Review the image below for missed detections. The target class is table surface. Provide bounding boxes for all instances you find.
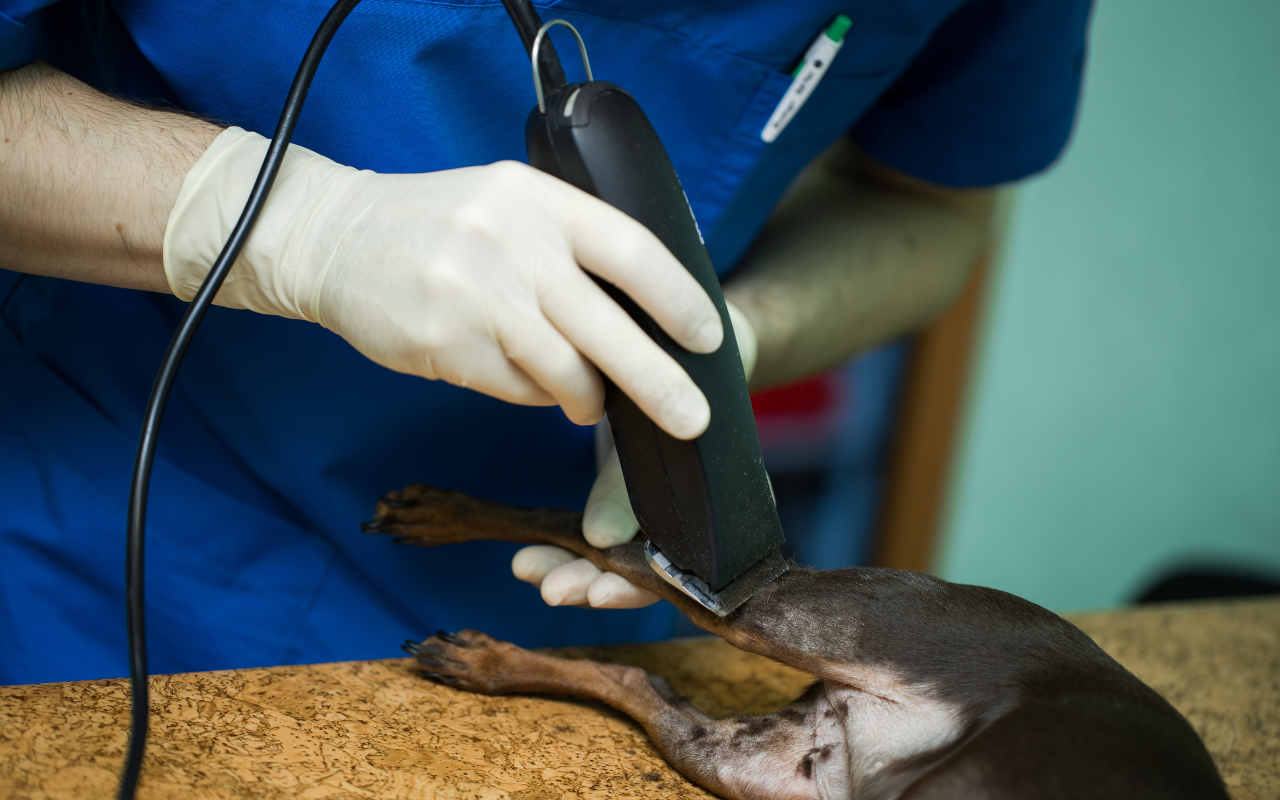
[2,596,1277,800]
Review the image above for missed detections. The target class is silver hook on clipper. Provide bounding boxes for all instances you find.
[531,19,593,114]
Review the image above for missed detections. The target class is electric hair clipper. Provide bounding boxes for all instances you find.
[504,7,787,615]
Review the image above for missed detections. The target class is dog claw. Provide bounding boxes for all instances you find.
[402,639,422,656]
[360,519,385,533]
[422,670,459,687]
[437,630,461,645]
[381,496,407,508]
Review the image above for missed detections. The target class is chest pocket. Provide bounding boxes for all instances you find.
[688,65,899,273]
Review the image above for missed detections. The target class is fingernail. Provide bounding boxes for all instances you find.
[587,582,615,608]
[541,577,573,606]
[669,391,710,441]
[688,315,724,354]
[587,573,660,609]
[541,561,597,606]
[511,545,574,584]
[583,503,638,548]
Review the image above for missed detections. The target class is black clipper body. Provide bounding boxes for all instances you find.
[525,80,787,614]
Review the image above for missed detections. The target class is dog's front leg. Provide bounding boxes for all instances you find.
[363,484,737,635]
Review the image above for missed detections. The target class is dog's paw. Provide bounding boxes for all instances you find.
[361,484,482,545]
[403,629,519,694]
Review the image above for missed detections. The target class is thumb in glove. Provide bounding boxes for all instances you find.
[512,300,759,608]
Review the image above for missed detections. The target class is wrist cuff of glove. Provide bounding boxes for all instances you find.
[162,126,360,322]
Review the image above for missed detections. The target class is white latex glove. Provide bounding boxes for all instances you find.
[164,127,724,438]
[512,300,759,608]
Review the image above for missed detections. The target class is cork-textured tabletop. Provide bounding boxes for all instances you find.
[1,596,1277,800]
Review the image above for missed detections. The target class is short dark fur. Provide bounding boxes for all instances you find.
[366,484,1228,800]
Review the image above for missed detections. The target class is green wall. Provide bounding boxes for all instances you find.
[936,0,1280,611]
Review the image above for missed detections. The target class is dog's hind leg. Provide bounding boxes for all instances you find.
[405,630,844,800]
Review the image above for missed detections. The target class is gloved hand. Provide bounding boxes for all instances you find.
[164,127,723,438]
[512,300,759,608]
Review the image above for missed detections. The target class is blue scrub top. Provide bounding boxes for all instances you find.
[0,0,1092,685]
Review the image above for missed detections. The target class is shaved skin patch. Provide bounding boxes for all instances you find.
[714,678,963,800]
[719,749,822,800]
[838,682,964,790]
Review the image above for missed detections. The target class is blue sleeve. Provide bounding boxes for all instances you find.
[0,0,58,70]
[1,0,181,105]
[851,0,1095,188]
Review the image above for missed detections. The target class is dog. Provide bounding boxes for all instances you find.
[363,484,1228,800]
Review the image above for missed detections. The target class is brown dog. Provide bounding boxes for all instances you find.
[363,484,1228,800]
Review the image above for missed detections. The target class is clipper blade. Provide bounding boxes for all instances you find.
[645,540,787,616]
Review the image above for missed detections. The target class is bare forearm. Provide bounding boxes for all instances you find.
[0,61,221,291]
[725,139,996,389]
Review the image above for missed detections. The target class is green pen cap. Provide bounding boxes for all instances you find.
[824,14,852,43]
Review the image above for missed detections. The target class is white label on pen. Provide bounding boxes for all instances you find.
[761,34,843,143]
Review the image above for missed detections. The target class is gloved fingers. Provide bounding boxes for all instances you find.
[495,313,605,426]
[511,545,578,586]
[417,344,557,408]
[540,558,602,606]
[552,183,722,356]
[583,448,639,548]
[586,572,661,609]
[539,268,710,440]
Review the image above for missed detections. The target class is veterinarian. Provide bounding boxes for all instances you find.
[0,0,1092,685]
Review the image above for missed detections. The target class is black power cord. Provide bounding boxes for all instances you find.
[117,1,564,797]
[500,0,566,95]
[118,1,364,797]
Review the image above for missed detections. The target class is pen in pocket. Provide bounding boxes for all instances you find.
[760,14,852,143]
